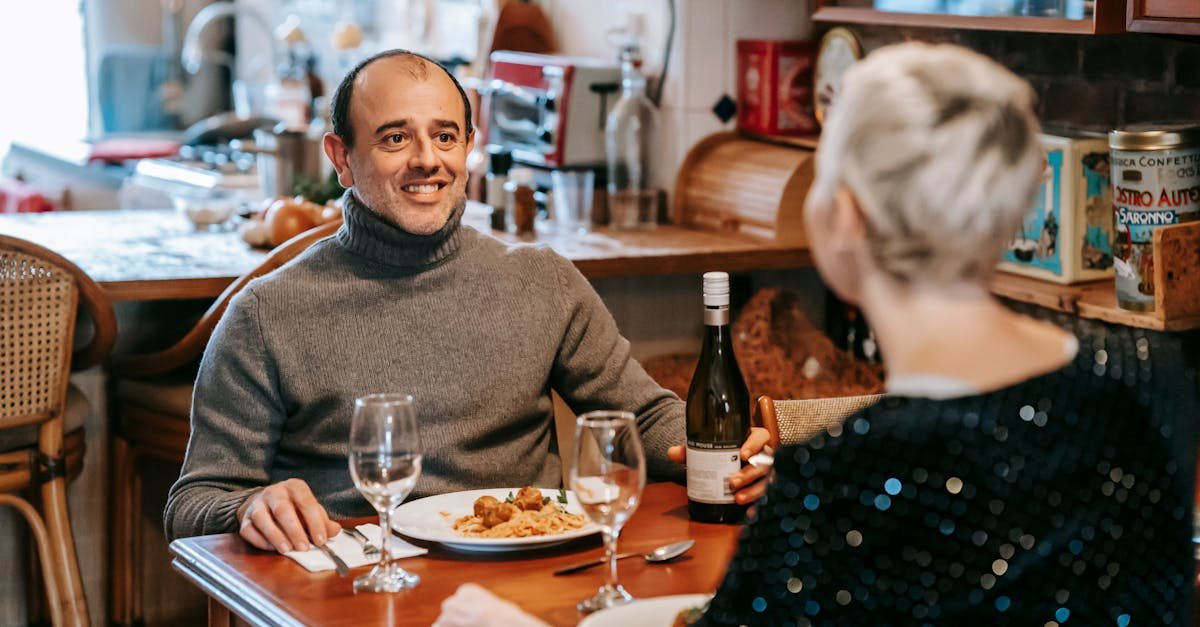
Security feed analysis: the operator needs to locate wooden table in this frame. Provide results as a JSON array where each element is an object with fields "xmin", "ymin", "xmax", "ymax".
[
  {"xmin": 0, "ymin": 204, "xmax": 810, "ymax": 302},
  {"xmin": 169, "ymin": 483, "xmax": 740, "ymax": 627}
]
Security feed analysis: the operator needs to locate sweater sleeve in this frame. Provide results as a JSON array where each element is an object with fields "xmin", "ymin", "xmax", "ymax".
[
  {"xmin": 697, "ymin": 423, "xmax": 885, "ymax": 626},
  {"xmin": 164, "ymin": 289, "xmax": 288, "ymax": 539},
  {"xmin": 545, "ymin": 252, "xmax": 685, "ymax": 482}
]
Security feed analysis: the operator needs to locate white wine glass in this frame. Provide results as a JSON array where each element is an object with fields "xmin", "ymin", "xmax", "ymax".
[
  {"xmin": 570, "ymin": 410, "xmax": 647, "ymax": 613},
  {"xmin": 348, "ymin": 393, "xmax": 423, "ymax": 593}
]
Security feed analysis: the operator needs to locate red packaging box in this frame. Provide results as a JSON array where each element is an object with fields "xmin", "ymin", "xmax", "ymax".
[{"xmin": 736, "ymin": 40, "xmax": 817, "ymax": 136}]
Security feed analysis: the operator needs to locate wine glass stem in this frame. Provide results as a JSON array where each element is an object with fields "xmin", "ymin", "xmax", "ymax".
[
  {"xmin": 604, "ymin": 528, "xmax": 621, "ymax": 592},
  {"xmin": 378, "ymin": 504, "xmax": 394, "ymax": 569}
]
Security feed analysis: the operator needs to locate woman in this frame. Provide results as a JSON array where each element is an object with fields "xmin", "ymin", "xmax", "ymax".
[{"xmin": 435, "ymin": 42, "xmax": 1196, "ymax": 626}]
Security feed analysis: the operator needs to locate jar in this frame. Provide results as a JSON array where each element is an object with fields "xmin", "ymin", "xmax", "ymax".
[
  {"xmin": 486, "ymin": 147, "xmax": 513, "ymax": 232},
  {"xmin": 1109, "ymin": 123, "xmax": 1200, "ymax": 311},
  {"xmin": 506, "ymin": 167, "xmax": 537, "ymax": 236}
]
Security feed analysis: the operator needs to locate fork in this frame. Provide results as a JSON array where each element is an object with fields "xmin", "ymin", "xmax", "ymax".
[{"xmin": 345, "ymin": 526, "xmax": 380, "ymax": 556}]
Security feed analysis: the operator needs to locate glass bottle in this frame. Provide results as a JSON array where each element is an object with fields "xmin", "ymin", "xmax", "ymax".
[
  {"xmin": 685, "ymin": 272, "xmax": 751, "ymax": 523},
  {"xmin": 505, "ymin": 167, "xmax": 537, "ymax": 236},
  {"xmin": 605, "ymin": 42, "xmax": 659, "ymax": 230},
  {"xmin": 486, "ymin": 146, "xmax": 513, "ymax": 231}
]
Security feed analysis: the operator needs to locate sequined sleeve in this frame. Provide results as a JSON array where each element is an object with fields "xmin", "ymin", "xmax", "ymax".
[{"xmin": 698, "ymin": 318, "xmax": 1195, "ymax": 626}]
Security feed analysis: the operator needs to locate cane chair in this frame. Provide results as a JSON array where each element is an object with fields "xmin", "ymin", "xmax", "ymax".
[
  {"xmin": 0, "ymin": 234, "xmax": 117, "ymax": 627},
  {"xmin": 106, "ymin": 220, "xmax": 340, "ymax": 626},
  {"xmin": 757, "ymin": 394, "xmax": 885, "ymax": 449}
]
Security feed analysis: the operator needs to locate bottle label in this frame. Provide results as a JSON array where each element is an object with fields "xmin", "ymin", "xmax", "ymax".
[{"xmin": 686, "ymin": 445, "xmax": 741, "ymax": 504}]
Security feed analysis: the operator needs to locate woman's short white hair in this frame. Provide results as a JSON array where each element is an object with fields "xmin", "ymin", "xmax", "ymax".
[{"xmin": 808, "ymin": 42, "xmax": 1044, "ymax": 284}]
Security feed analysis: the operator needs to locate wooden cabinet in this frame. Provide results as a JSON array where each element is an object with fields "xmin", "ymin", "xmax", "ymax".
[
  {"xmin": 1127, "ymin": 0, "xmax": 1200, "ymax": 35},
  {"xmin": 813, "ymin": 0, "xmax": 1126, "ymax": 34}
]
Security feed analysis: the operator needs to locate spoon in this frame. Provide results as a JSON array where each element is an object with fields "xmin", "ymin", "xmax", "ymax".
[{"xmin": 553, "ymin": 539, "xmax": 696, "ymax": 576}]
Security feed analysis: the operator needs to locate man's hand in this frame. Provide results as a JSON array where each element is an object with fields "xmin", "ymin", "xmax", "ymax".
[
  {"xmin": 237, "ymin": 478, "xmax": 342, "ymax": 553},
  {"xmin": 668, "ymin": 427, "xmax": 773, "ymax": 505}
]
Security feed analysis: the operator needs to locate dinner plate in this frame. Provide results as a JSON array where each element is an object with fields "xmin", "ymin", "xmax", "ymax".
[
  {"xmin": 391, "ymin": 487, "xmax": 599, "ymax": 552},
  {"xmin": 578, "ymin": 594, "xmax": 713, "ymax": 627}
]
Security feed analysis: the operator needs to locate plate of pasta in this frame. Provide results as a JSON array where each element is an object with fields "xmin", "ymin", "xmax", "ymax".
[{"xmin": 391, "ymin": 487, "xmax": 599, "ymax": 552}]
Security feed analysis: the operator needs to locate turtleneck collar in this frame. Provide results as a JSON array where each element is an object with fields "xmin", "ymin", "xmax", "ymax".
[{"xmin": 335, "ymin": 189, "xmax": 465, "ymax": 272}]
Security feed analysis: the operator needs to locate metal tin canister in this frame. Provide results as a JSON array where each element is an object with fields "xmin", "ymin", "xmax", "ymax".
[{"xmin": 1108, "ymin": 123, "xmax": 1200, "ymax": 312}]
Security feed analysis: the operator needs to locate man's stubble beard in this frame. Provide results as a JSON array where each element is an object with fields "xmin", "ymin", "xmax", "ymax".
[{"xmin": 351, "ymin": 179, "xmax": 467, "ymax": 236}]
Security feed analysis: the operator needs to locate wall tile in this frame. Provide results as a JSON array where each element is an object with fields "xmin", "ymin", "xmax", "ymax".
[
  {"xmin": 683, "ymin": 109, "xmax": 731, "ymax": 153},
  {"xmin": 654, "ymin": 105, "xmax": 687, "ymax": 192},
  {"xmin": 1081, "ymin": 35, "xmax": 1169, "ymax": 83},
  {"xmin": 1174, "ymin": 45, "xmax": 1200, "ymax": 89},
  {"xmin": 549, "ymin": 0, "xmax": 671, "ymax": 71},
  {"xmin": 1040, "ymin": 79, "xmax": 1119, "ymax": 131},
  {"xmin": 682, "ymin": 0, "xmax": 731, "ymax": 112},
  {"xmin": 1122, "ymin": 88, "xmax": 1200, "ymax": 125},
  {"xmin": 999, "ymin": 33, "xmax": 1079, "ymax": 77}
]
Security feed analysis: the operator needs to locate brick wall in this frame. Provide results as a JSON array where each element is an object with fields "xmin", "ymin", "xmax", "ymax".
[{"xmin": 850, "ymin": 27, "xmax": 1200, "ymax": 132}]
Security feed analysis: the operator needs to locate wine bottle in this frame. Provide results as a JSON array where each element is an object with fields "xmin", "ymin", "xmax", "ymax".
[{"xmin": 686, "ymin": 271, "xmax": 751, "ymax": 523}]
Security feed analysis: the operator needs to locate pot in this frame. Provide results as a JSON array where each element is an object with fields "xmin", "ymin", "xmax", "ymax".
[{"xmin": 244, "ymin": 123, "xmax": 324, "ymax": 198}]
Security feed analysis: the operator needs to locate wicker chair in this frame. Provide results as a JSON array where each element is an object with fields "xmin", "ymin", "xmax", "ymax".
[
  {"xmin": 0, "ymin": 234, "xmax": 117, "ymax": 627},
  {"xmin": 757, "ymin": 393, "xmax": 885, "ymax": 449},
  {"xmin": 106, "ymin": 220, "xmax": 340, "ymax": 627}
]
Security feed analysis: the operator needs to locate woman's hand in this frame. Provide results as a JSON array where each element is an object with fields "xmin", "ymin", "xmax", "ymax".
[
  {"xmin": 433, "ymin": 583, "xmax": 550, "ymax": 627},
  {"xmin": 668, "ymin": 427, "xmax": 774, "ymax": 505}
]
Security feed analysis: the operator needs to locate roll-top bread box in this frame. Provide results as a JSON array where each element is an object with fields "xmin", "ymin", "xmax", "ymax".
[{"xmin": 673, "ymin": 132, "xmax": 813, "ymax": 246}]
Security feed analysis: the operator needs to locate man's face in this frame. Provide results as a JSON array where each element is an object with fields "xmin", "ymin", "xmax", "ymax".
[{"xmin": 324, "ymin": 57, "xmax": 474, "ymax": 235}]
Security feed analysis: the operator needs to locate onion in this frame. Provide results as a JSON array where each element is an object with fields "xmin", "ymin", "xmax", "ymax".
[{"xmin": 266, "ymin": 200, "xmax": 318, "ymax": 246}]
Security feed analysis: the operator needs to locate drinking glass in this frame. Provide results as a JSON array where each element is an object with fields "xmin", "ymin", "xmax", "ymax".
[
  {"xmin": 348, "ymin": 393, "xmax": 423, "ymax": 593},
  {"xmin": 551, "ymin": 170, "xmax": 595, "ymax": 234},
  {"xmin": 570, "ymin": 410, "xmax": 647, "ymax": 613}
]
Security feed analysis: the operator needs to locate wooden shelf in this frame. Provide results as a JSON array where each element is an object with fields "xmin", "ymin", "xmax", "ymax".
[
  {"xmin": 991, "ymin": 274, "xmax": 1199, "ymax": 331},
  {"xmin": 991, "ymin": 221, "xmax": 1200, "ymax": 332},
  {"xmin": 813, "ymin": 1, "xmax": 1126, "ymax": 34}
]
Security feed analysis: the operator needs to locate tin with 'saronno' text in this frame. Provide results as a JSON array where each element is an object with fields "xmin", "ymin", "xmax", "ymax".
[{"xmin": 1109, "ymin": 123, "xmax": 1200, "ymax": 312}]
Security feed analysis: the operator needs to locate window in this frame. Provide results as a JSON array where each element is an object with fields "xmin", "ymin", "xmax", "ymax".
[{"xmin": 0, "ymin": 2, "xmax": 89, "ymax": 158}]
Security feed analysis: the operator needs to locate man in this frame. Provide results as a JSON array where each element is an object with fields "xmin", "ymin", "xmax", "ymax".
[{"xmin": 165, "ymin": 50, "xmax": 769, "ymax": 554}]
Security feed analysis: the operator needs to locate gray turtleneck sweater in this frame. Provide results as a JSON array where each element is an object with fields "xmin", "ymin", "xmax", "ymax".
[{"xmin": 164, "ymin": 195, "xmax": 685, "ymax": 539}]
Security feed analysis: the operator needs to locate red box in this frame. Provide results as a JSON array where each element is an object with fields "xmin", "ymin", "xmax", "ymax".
[{"xmin": 736, "ymin": 40, "xmax": 817, "ymax": 136}]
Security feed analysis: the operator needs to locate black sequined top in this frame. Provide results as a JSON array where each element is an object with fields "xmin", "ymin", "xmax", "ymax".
[{"xmin": 699, "ymin": 316, "xmax": 1197, "ymax": 626}]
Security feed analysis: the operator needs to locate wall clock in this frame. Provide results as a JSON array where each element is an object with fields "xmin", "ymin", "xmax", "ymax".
[{"xmin": 814, "ymin": 27, "xmax": 864, "ymax": 126}]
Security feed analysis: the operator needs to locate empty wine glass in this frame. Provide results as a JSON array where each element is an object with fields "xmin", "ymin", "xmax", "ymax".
[
  {"xmin": 348, "ymin": 393, "xmax": 423, "ymax": 593},
  {"xmin": 570, "ymin": 410, "xmax": 647, "ymax": 613}
]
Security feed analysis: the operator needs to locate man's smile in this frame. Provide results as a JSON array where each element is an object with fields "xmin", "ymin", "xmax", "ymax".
[{"xmin": 400, "ymin": 179, "xmax": 450, "ymax": 200}]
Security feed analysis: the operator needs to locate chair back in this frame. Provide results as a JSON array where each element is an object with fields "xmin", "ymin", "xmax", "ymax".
[
  {"xmin": 109, "ymin": 220, "xmax": 341, "ymax": 378},
  {"xmin": 758, "ymin": 394, "xmax": 885, "ymax": 448},
  {"xmin": 0, "ymin": 234, "xmax": 114, "ymax": 627},
  {"xmin": 0, "ymin": 236, "xmax": 116, "ymax": 430}
]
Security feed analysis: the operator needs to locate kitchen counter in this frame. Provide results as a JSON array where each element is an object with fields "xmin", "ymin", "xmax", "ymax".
[{"xmin": 0, "ymin": 203, "xmax": 811, "ymax": 302}]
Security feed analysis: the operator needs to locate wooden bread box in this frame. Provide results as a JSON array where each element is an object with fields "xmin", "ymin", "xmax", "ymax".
[{"xmin": 672, "ymin": 132, "xmax": 813, "ymax": 245}]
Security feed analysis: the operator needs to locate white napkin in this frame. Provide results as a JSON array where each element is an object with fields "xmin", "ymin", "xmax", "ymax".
[{"xmin": 285, "ymin": 524, "xmax": 427, "ymax": 573}]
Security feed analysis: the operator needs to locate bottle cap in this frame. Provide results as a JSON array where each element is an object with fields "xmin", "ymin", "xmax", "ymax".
[
  {"xmin": 702, "ymin": 271, "xmax": 730, "ymax": 307},
  {"xmin": 487, "ymin": 145, "xmax": 513, "ymax": 175},
  {"xmin": 509, "ymin": 167, "xmax": 535, "ymax": 186}
]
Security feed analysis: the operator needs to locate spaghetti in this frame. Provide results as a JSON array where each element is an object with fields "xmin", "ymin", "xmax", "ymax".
[{"xmin": 451, "ymin": 487, "xmax": 588, "ymax": 538}]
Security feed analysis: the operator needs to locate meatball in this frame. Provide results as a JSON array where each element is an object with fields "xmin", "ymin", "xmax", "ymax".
[
  {"xmin": 473, "ymin": 495, "xmax": 501, "ymax": 518},
  {"xmin": 513, "ymin": 487, "xmax": 545, "ymax": 511},
  {"xmin": 481, "ymin": 503, "xmax": 519, "ymax": 529}
]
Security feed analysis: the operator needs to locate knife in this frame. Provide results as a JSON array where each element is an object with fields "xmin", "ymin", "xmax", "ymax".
[
  {"xmin": 553, "ymin": 552, "xmax": 640, "ymax": 576},
  {"xmin": 316, "ymin": 542, "xmax": 351, "ymax": 577}
]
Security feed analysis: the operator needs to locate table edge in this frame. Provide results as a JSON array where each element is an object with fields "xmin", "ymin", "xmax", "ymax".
[{"xmin": 170, "ymin": 541, "xmax": 304, "ymax": 627}]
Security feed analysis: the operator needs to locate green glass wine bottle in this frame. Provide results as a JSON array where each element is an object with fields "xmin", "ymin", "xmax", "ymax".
[{"xmin": 685, "ymin": 271, "xmax": 751, "ymax": 523}]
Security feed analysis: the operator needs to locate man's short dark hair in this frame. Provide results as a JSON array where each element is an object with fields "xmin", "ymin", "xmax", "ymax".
[{"xmin": 330, "ymin": 49, "xmax": 473, "ymax": 148}]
